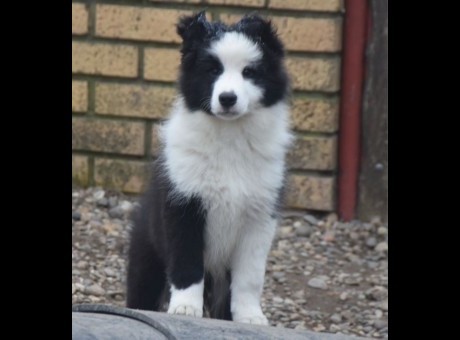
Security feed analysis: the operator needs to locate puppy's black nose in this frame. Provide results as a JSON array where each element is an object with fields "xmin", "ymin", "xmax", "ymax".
[{"xmin": 219, "ymin": 92, "xmax": 237, "ymax": 108}]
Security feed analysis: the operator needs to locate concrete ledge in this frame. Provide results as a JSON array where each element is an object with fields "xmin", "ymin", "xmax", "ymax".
[{"xmin": 72, "ymin": 304, "xmax": 370, "ymax": 340}]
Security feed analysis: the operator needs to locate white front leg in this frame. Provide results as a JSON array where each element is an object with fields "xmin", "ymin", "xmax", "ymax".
[{"xmin": 230, "ymin": 217, "xmax": 276, "ymax": 325}]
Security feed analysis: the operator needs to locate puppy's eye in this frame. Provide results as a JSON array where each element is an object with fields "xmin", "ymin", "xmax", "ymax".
[
  {"xmin": 209, "ymin": 67, "xmax": 221, "ymax": 76},
  {"xmin": 242, "ymin": 67, "xmax": 257, "ymax": 78}
]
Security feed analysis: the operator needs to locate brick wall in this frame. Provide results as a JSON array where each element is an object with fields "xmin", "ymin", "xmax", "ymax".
[{"xmin": 72, "ymin": 0, "xmax": 344, "ymax": 212}]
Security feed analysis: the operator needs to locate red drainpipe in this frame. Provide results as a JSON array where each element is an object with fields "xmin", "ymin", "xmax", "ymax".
[{"xmin": 338, "ymin": 0, "xmax": 369, "ymax": 221}]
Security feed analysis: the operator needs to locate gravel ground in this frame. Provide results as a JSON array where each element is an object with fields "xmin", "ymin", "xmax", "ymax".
[{"xmin": 72, "ymin": 187, "xmax": 388, "ymax": 339}]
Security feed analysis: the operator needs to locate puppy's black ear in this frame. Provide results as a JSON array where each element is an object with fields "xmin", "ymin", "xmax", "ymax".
[
  {"xmin": 177, "ymin": 11, "xmax": 208, "ymax": 42},
  {"xmin": 236, "ymin": 14, "xmax": 284, "ymax": 56}
]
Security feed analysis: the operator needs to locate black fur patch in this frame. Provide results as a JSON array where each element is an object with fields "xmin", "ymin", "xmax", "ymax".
[{"xmin": 127, "ymin": 159, "xmax": 206, "ymax": 307}]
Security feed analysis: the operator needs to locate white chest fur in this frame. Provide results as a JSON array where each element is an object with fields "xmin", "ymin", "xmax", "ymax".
[{"xmin": 161, "ymin": 99, "xmax": 292, "ymax": 273}]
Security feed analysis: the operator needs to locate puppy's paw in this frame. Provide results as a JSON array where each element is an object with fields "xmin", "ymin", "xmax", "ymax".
[
  {"xmin": 232, "ymin": 300, "xmax": 269, "ymax": 325},
  {"xmin": 168, "ymin": 304, "xmax": 203, "ymax": 317},
  {"xmin": 167, "ymin": 281, "xmax": 204, "ymax": 318},
  {"xmin": 234, "ymin": 314, "xmax": 269, "ymax": 325}
]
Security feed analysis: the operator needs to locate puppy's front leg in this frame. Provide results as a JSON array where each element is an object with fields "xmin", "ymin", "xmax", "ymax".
[
  {"xmin": 230, "ymin": 217, "xmax": 276, "ymax": 325},
  {"xmin": 165, "ymin": 197, "xmax": 206, "ymax": 317}
]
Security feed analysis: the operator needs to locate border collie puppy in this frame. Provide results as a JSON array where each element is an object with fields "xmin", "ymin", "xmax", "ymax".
[{"xmin": 127, "ymin": 11, "xmax": 291, "ymax": 325}]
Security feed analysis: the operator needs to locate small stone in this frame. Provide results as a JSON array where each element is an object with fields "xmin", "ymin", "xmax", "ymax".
[
  {"xmin": 363, "ymin": 326, "xmax": 373, "ymax": 333},
  {"xmin": 72, "ymin": 211, "xmax": 81, "ymax": 221},
  {"xmin": 363, "ymin": 223, "xmax": 373, "ymax": 231},
  {"xmin": 345, "ymin": 253, "xmax": 360, "ymax": 263},
  {"xmin": 270, "ymin": 250, "xmax": 283, "ymax": 258},
  {"xmin": 104, "ymin": 268, "xmax": 117, "ymax": 277},
  {"xmin": 74, "ymin": 283, "xmax": 85, "ymax": 292},
  {"xmin": 366, "ymin": 286, "xmax": 388, "ymax": 301},
  {"xmin": 370, "ymin": 216, "xmax": 381, "ymax": 226},
  {"xmin": 366, "ymin": 237, "xmax": 377, "ymax": 248},
  {"xmin": 329, "ymin": 324, "xmax": 342, "ymax": 332},
  {"xmin": 279, "ymin": 226, "xmax": 293, "ymax": 235},
  {"xmin": 108, "ymin": 197, "xmax": 118, "ymax": 208},
  {"xmin": 313, "ymin": 324, "xmax": 326, "ymax": 332},
  {"xmin": 293, "ymin": 221, "xmax": 302, "ymax": 228},
  {"xmin": 90, "ymin": 220, "xmax": 102, "ymax": 229},
  {"xmin": 294, "ymin": 322, "xmax": 306, "ymax": 330},
  {"xmin": 72, "ymin": 284, "xmax": 76, "ymax": 294},
  {"xmin": 303, "ymin": 214, "xmax": 318, "ymax": 225},
  {"xmin": 76, "ymin": 261, "xmax": 88, "ymax": 269},
  {"xmin": 119, "ymin": 200, "xmax": 133, "ymax": 212},
  {"xmin": 296, "ymin": 225, "xmax": 313, "ymax": 237},
  {"xmin": 340, "ymin": 292, "xmax": 348, "ymax": 301},
  {"xmin": 374, "ymin": 319, "xmax": 387, "ymax": 329},
  {"xmin": 108, "ymin": 207, "xmax": 124, "ymax": 219},
  {"xmin": 330, "ymin": 313, "xmax": 342, "ymax": 323},
  {"xmin": 81, "ymin": 212, "xmax": 91, "ymax": 222},
  {"xmin": 375, "ymin": 242, "xmax": 388, "ymax": 253},
  {"xmin": 96, "ymin": 198, "xmax": 109, "ymax": 208},
  {"xmin": 375, "ymin": 309, "xmax": 383, "ymax": 318},
  {"xmin": 273, "ymin": 296, "xmax": 283, "ymax": 304},
  {"xmin": 377, "ymin": 226, "xmax": 388, "ymax": 235},
  {"xmin": 379, "ymin": 299, "xmax": 388, "ymax": 311},
  {"xmin": 323, "ymin": 231, "xmax": 335, "ymax": 242},
  {"xmin": 93, "ymin": 189, "xmax": 105, "ymax": 200},
  {"xmin": 89, "ymin": 296, "xmax": 101, "ymax": 303},
  {"xmin": 367, "ymin": 261, "xmax": 379, "ymax": 269},
  {"xmin": 344, "ymin": 276, "xmax": 361, "ymax": 286},
  {"xmin": 284, "ymin": 298, "xmax": 294, "ymax": 305},
  {"xmin": 308, "ymin": 277, "xmax": 328, "ymax": 290},
  {"xmin": 293, "ymin": 290, "xmax": 305, "ymax": 299},
  {"xmin": 85, "ymin": 284, "xmax": 105, "ymax": 296},
  {"xmin": 341, "ymin": 310, "xmax": 352, "ymax": 320},
  {"xmin": 349, "ymin": 232, "xmax": 359, "ymax": 240},
  {"xmin": 272, "ymin": 272, "xmax": 284, "ymax": 279}
]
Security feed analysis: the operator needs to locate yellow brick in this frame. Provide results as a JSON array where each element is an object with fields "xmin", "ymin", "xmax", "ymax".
[
  {"xmin": 286, "ymin": 174, "xmax": 335, "ymax": 211},
  {"xmin": 151, "ymin": 124, "xmax": 162, "ymax": 156},
  {"xmin": 72, "ymin": 81, "xmax": 88, "ymax": 112},
  {"xmin": 72, "ymin": 3, "xmax": 88, "ymax": 35},
  {"xmin": 219, "ymin": 13, "xmax": 243, "ymax": 24},
  {"xmin": 144, "ymin": 48, "xmax": 181, "ymax": 82},
  {"xmin": 269, "ymin": 0, "xmax": 343, "ymax": 11},
  {"xmin": 95, "ymin": 5, "xmax": 192, "ymax": 43},
  {"xmin": 72, "ymin": 155, "xmax": 89, "ymax": 186},
  {"xmin": 291, "ymin": 97, "xmax": 339, "ymax": 132},
  {"xmin": 95, "ymin": 83, "xmax": 176, "ymax": 119},
  {"xmin": 72, "ymin": 117, "xmax": 145, "ymax": 156},
  {"xmin": 272, "ymin": 17, "xmax": 342, "ymax": 52},
  {"xmin": 287, "ymin": 136, "xmax": 337, "ymax": 170},
  {"xmin": 205, "ymin": 0, "xmax": 264, "ymax": 6},
  {"xmin": 220, "ymin": 15, "xmax": 341, "ymax": 52},
  {"xmin": 94, "ymin": 158, "xmax": 148, "ymax": 193},
  {"xmin": 72, "ymin": 42, "xmax": 138, "ymax": 78},
  {"xmin": 286, "ymin": 57, "xmax": 340, "ymax": 92}
]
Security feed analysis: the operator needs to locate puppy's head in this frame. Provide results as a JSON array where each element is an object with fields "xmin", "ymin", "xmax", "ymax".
[{"xmin": 177, "ymin": 11, "xmax": 288, "ymax": 121}]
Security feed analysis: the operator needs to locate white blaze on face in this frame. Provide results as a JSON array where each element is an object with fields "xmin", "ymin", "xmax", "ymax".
[{"xmin": 209, "ymin": 32, "xmax": 264, "ymax": 119}]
